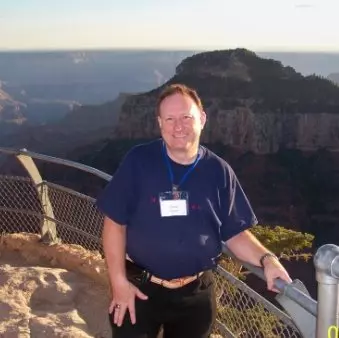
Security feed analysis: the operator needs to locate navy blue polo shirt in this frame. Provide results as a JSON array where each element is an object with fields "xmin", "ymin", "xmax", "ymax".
[{"xmin": 96, "ymin": 139, "xmax": 257, "ymax": 280}]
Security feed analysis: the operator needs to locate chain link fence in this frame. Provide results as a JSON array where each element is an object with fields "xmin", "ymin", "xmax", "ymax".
[
  {"xmin": 0, "ymin": 175, "xmax": 42, "ymax": 235},
  {"xmin": 0, "ymin": 173, "xmax": 302, "ymax": 338},
  {"xmin": 212, "ymin": 268, "xmax": 301, "ymax": 337},
  {"xmin": 45, "ymin": 182, "xmax": 104, "ymax": 251}
]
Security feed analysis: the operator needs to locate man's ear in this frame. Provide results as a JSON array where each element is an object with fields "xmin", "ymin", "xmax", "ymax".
[
  {"xmin": 157, "ymin": 115, "xmax": 162, "ymax": 129},
  {"xmin": 201, "ymin": 111, "xmax": 207, "ymax": 129}
]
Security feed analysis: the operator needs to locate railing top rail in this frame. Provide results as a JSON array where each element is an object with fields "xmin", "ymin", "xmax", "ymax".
[{"xmin": 0, "ymin": 147, "xmax": 112, "ymax": 181}]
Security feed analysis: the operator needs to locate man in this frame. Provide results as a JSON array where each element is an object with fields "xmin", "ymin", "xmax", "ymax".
[{"xmin": 96, "ymin": 84, "xmax": 292, "ymax": 338}]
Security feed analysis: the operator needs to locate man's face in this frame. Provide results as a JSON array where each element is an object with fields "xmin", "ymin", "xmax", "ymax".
[{"xmin": 157, "ymin": 93, "xmax": 206, "ymax": 152}]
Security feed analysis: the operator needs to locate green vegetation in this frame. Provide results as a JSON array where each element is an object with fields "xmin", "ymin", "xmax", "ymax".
[
  {"xmin": 251, "ymin": 224, "xmax": 314, "ymax": 261},
  {"xmin": 219, "ymin": 224, "xmax": 314, "ymax": 279}
]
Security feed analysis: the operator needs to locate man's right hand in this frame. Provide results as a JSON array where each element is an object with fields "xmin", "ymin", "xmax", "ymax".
[{"xmin": 109, "ymin": 277, "xmax": 148, "ymax": 327}]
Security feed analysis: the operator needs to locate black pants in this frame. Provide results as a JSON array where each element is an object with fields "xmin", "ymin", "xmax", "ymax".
[{"xmin": 109, "ymin": 269, "xmax": 216, "ymax": 338}]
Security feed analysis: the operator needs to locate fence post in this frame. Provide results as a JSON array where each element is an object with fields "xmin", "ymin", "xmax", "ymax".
[
  {"xmin": 16, "ymin": 150, "xmax": 59, "ymax": 245},
  {"xmin": 313, "ymin": 244, "xmax": 339, "ymax": 338}
]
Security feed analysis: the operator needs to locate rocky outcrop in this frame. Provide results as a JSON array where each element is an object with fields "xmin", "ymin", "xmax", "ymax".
[
  {"xmin": 112, "ymin": 49, "xmax": 339, "ymax": 154},
  {"xmin": 0, "ymin": 93, "xmax": 128, "ymax": 158},
  {"xmin": 0, "ymin": 87, "xmax": 27, "ymax": 123},
  {"xmin": 0, "ymin": 83, "xmax": 75, "ymax": 130},
  {"xmin": 203, "ymin": 109, "xmax": 339, "ymax": 153},
  {"xmin": 57, "ymin": 92, "xmax": 129, "ymax": 132}
]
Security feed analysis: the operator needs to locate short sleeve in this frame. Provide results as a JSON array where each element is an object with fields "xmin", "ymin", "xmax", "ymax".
[
  {"xmin": 219, "ymin": 167, "xmax": 258, "ymax": 242},
  {"xmin": 95, "ymin": 149, "xmax": 137, "ymax": 225}
]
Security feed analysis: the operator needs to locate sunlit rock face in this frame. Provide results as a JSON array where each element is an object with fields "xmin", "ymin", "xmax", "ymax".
[{"xmin": 112, "ymin": 48, "xmax": 339, "ymax": 154}]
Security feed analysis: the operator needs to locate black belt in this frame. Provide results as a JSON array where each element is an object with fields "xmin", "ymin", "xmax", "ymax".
[{"xmin": 125, "ymin": 259, "xmax": 152, "ymax": 284}]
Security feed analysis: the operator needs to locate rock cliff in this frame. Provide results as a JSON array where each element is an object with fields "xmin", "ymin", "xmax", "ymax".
[
  {"xmin": 0, "ymin": 87, "xmax": 26, "ymax": 123},
  {"xmin": 112, "ymin": 49, "xmax": 339, "ymax": 154}
]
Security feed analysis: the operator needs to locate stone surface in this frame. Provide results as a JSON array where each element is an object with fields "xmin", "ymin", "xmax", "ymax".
[{"xmin": 0, "ymin": 235, "xmax": 112, "ymax": 338}]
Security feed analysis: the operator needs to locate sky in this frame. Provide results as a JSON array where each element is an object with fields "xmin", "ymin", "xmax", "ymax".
[{"xmin": 1, "ymin": 0, "xmax": 339, "ymax": 52}]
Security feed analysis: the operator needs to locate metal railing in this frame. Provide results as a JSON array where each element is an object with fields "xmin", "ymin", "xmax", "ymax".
[
  {"xmin": 314, "ymin": 245, "xmax": 339, "ymax": 337},
  {"xmin": 0, "ymin": 146, "xmax": 338, "ymax": 338}
]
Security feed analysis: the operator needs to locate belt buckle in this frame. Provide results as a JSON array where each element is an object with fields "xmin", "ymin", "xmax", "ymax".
[{"xmin": 170, "ymin": 277, "xmax": 187, "ymax": 287}]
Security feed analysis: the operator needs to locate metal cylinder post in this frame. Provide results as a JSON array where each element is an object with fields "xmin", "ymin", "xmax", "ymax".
[{"xmin": 313, "ymin": 244, "xmax": 339, "ymax": 338}]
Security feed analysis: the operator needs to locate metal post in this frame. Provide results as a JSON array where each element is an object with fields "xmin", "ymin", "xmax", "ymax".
[
  {"xmin": 16, "ymin": 150, "xmax": 59, "ymax": 245},
  {"xmin": 313, "ymin": 244, "xmax": 339, "ymax": 338}
]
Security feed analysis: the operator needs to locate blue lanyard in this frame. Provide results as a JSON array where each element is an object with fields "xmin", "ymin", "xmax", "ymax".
[{"xmin": 162, "ymin": 142, "xmax": 201, "ymax": 191}]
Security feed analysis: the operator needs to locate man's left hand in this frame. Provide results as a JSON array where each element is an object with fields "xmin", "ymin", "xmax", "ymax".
[{"xmin": 263, "ymin": 257, "xmax": 292, "ymax": 292}]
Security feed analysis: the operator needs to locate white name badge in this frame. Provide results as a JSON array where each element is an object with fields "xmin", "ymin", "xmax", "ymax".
[{"xmin": 159, "ymin": 191, "xmax": 189, "ymax": 217}]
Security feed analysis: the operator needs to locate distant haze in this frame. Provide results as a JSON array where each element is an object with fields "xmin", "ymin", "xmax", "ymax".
[
  {"xmin": 0, "ymin": 50, "xmax": 195, "ymax": 104},
  {"xmin": 257, "ymin": 51, "xmax": 339, "ymax": 77},
  {"xmin": 0, "ymin": 50, "xmax": 338, "ymax": 106}
]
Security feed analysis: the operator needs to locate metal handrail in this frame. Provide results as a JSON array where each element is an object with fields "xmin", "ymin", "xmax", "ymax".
[
  {"xmin": 223, "ymin": 246, "xmax": 317, "ymax": 316},
  {"xmin": 0, "ymin": 147, "xmax": 112, "ymax": 181}
]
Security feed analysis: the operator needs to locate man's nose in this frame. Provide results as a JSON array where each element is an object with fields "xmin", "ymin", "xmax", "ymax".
[{"xmin": 173, "ymin": 119, "xmax": 183, "ymax": 130}]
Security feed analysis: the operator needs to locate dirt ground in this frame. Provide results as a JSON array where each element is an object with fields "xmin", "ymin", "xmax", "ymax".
[{"xmin": 0, "ymin": 233, "xmax": 112, "ymax": 338}]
